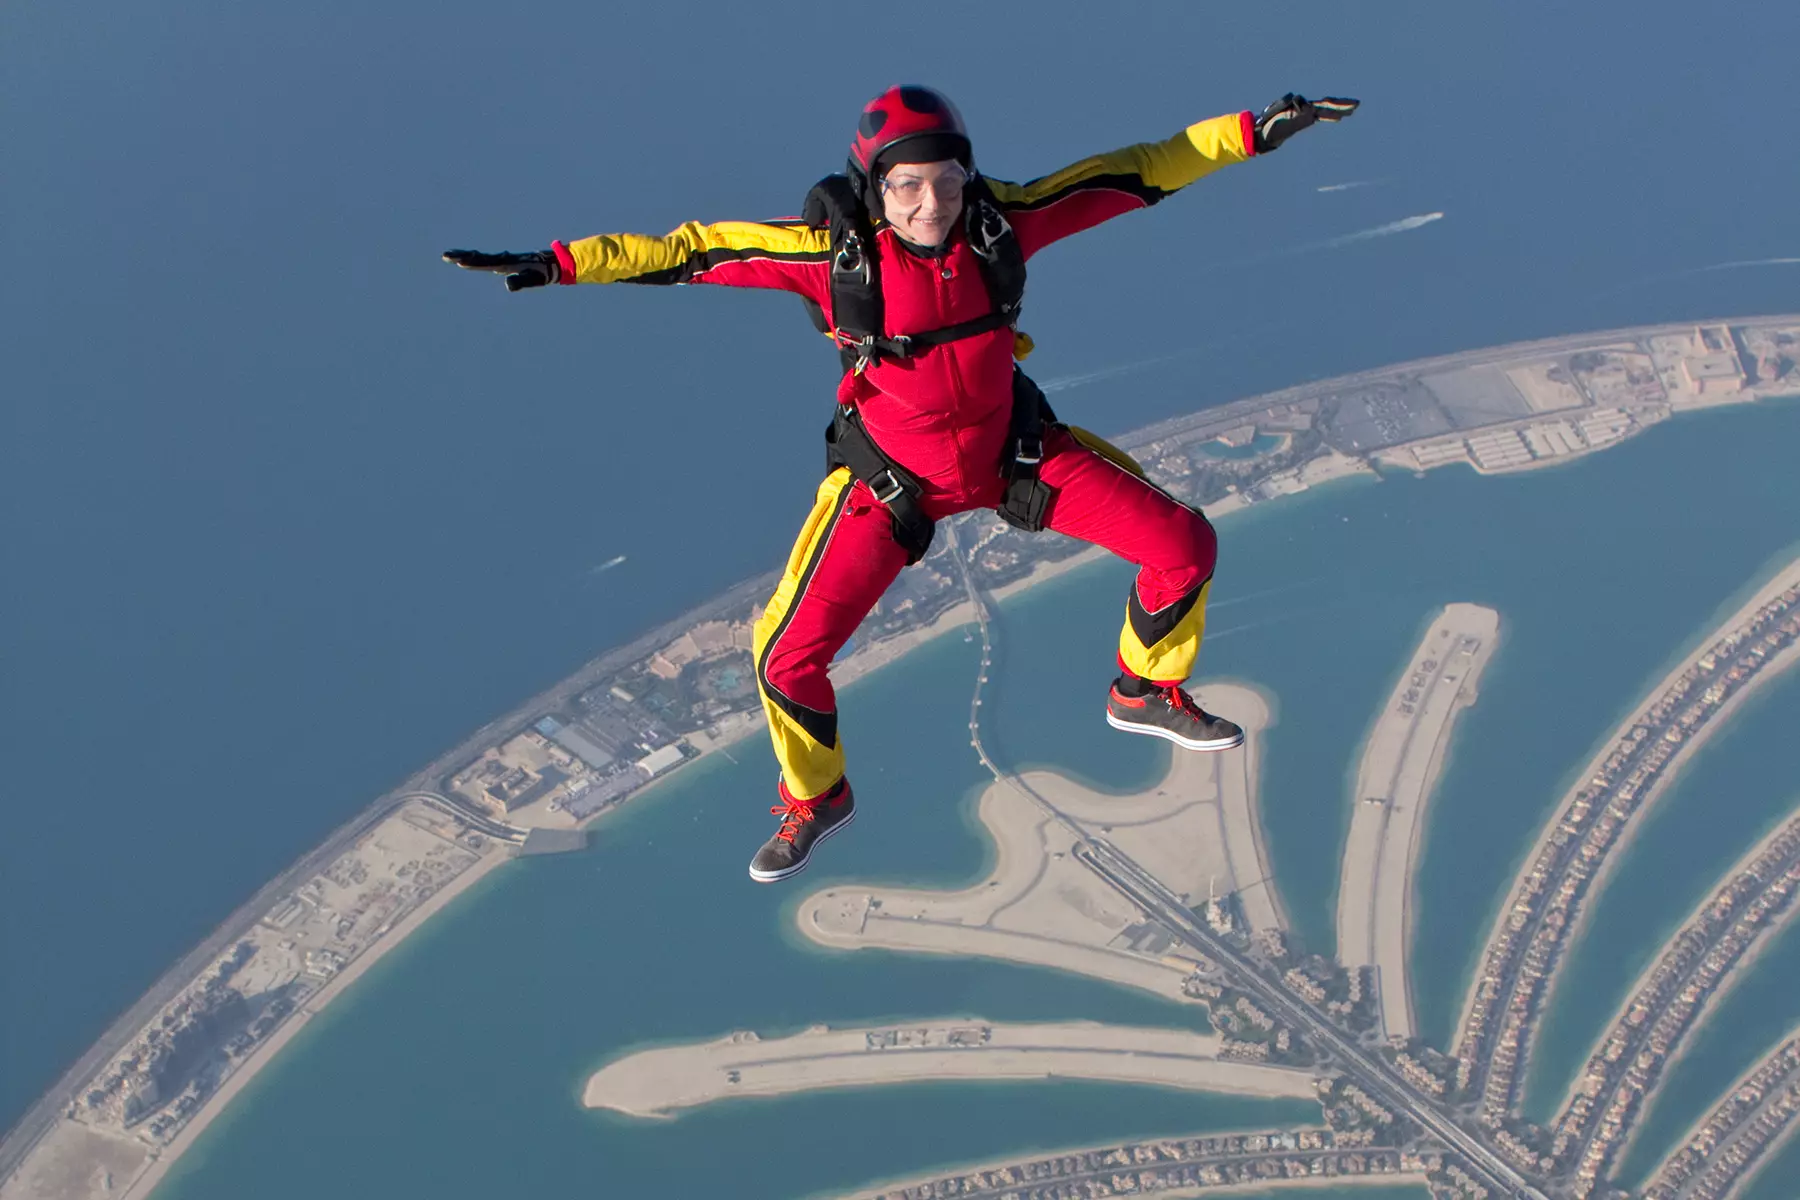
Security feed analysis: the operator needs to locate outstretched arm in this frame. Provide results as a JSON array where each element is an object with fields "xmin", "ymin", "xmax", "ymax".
[
  {"xmin": 991, "ymin": 94, "xmax": 1357, "ymax": 259},
  {"xmin": 445, "ymin": 220, "xmax": 832, "ymax": 301}
]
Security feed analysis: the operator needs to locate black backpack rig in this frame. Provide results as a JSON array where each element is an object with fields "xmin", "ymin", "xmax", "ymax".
[{"xmin": 798, "ymin": 172, "xmax": 1055, "ymax": 564}]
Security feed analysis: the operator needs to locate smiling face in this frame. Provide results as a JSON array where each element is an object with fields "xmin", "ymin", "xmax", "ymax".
[{"xmin": 878, "ymin": 159, "xmax": 969, "ymax": 248}]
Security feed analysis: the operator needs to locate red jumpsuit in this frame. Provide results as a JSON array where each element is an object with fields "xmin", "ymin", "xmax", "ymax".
[{"xmin": 555, "ymin": 111, "xmax": 1258, "ymax": 800}]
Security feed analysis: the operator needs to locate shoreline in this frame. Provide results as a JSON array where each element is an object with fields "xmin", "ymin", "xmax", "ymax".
[
  {"xmin": 1452, "ymin": 556, "xmax": 1800, "ymax": 1054},
  {"xmin": 582, "ymin": 1019, "xmax": 1317, "ymax": 1117},
  {"xmin": 792, "ymin": 682, "xmax": 1275, "ymax": 1002},
  {"xmin": 1205, "ymin": 683, "xmax": 1288, "ymax": 934},
  {"xmin": 9, "ymin": 315, "xmax": 1800, "ymax": 1198},
  {"xmin": 1552, "ymin": 798, "xmax": 1800, "ymax": 1125},
  {"xmin": 1336, "ymin": 605, "xmax": 1500, "ymax": 1042},
  {"xmin": 1518, "ymin": 630, "xmax": 1800, "ymax": 1114},
  {"xmin": 109, "ymin": 837, "xmax": 520, "ymax": 1200},
  {"xmin": 1567, "ymin": 800, "xmax": 1800, "ymax": 1180},
  {"xmin": 1390, "ymin": 611, "xmax": 1498, "ymax": 1043},
  {"xmin": 1635, "ymin": 1019, "xmax": 1800, "ymax": 1198}
]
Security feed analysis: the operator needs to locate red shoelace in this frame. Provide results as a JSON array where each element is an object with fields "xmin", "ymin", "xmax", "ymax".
[
  {"xmin": 1162, "ymin": 685, "xmax": 1206, "ymax": 721},
  {"xmin": 769, "ymin": 799, "xmax": 818, "ymax": 844}
]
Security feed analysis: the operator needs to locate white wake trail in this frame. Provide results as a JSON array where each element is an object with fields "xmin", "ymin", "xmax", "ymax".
[
  {"xmin": 1039, "ymin": 337, "xmax": 1237, "ymax": 395},
  {"xmin": 1317, "ymin": 211, "xmax": 1444, "ymax": 248},
  {"xmin": 1588, "ymin": 255, "xmax": 1800, "ymax": 299},
  {"xmin": 1697, "ymin": 257, "xmax": 1800, "ymax": 271}
]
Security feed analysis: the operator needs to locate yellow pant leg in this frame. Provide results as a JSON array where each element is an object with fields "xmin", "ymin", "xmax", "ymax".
[{"xmin": 1119, "ymin": 577, "xmax": 1212, "ymax": 684}]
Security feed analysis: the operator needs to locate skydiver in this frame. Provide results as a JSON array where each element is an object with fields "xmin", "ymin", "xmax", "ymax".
[{"xmin": 446, "ymin": 87, "xmax": 1358, "ymax": 882}]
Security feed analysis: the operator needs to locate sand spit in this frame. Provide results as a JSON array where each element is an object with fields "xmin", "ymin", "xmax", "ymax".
[
  {"xmin": 797, "ymin": 683, "xmax": 1282, "ymax": 1000},
  {"xmin": 1337, "ymin": 604, "xmax": 1500, "ymax": 1040},
  {"xmin": 583, "ymin": 1020, "xmax": 1316, "ymax": 1116}
]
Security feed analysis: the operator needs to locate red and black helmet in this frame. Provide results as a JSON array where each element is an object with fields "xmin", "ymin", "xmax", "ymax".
[{"xmin": 849, "ymin": 85, "xmax": 973, "ymax": 181}]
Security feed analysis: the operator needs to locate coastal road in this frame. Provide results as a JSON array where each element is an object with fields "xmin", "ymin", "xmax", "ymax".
[{"xmin": 1078, "ymin": 838, "xmax": 1541, "ymax": 1199}]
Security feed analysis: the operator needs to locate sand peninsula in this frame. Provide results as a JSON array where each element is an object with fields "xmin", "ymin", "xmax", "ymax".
[
  {"xmin": 795, "ymin": 683, "xmax": 1285, "ymax": 1003},
  {"xmin": 583, "ymin": 1019, "xmax": 1315, "ymax": 1117},
  {"xmin": 1336, "ymin": 604, "xmax": 1500, "ymax": 1041}
]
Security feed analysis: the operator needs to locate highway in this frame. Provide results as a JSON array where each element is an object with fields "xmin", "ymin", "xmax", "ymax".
[{"xmin": 1078, "ymin": 837, "xmax": 1541, "ymax": 1199}]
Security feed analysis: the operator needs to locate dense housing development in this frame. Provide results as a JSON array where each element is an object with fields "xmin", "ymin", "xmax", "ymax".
[{"xmin": 4, "ymin": 317, "xmax": 1799, "ymax": 1200}]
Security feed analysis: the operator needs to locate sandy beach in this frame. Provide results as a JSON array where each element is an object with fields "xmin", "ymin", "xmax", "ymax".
[
  {"xmin": 1453, "ymin": 555, "xmax": 1800, "ymax": 1051},
  {"xmin": 796, "ymin": 682, "xmax": 1280, "ymax": 1000},
  {"xmin": 583, "ymin": 1019, "xmax": 1316, "ymax": 1117},
  {"xmin": 1336, "ymin": 604, "xmax": 1499, "ymax": 1041}
]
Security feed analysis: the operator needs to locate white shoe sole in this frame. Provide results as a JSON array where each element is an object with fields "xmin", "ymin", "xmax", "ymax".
[
  {"xmin": 1106, "ymin": 710, "xmax": 1245, "ymax": 752},
  {"xmin": 747, "ymin": 808, "xmax": 857, "ymax": 883}
]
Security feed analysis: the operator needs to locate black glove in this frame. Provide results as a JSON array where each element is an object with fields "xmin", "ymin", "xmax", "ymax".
[
  {"xmin": 1252, "ymin": 93, "xmax": 1359, "ymax": 154},
  {"xmin": 442, "ymin": 248, "xmax": 560, "ymax": 292}
]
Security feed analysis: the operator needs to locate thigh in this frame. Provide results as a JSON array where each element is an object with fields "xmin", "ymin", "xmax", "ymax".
[
  {"xmin": 1037, "ymin": 427, "xmax": 1216, "ymax": 574},
  {"xmin": 756, "ymin": 470, "xmax": 911, "ymax": 689}
]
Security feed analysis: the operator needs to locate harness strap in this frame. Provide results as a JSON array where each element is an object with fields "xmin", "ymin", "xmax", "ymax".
[
  {"xmin": 997, "ymin": 369, "xmax": 1057, "ymax": 533},
  {"xmin": 824, "ymin": 406, "xmax": 936, "ymax": 564},
  {"xmin": 834, "ymin": 307, "xmax": 1020, "ymax": 371}
]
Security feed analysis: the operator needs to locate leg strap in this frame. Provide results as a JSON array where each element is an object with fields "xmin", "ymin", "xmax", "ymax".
[
  {"xmin": 824, "ymin": 405, "xmax": 936, "ymax": 564},
  {"xmin": 997, "ymin": 368, "xmax": 1057, "ymax": 532}
]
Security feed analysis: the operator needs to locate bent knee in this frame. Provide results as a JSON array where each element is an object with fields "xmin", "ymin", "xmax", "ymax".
[{"xmin": 1154, "ymin": 504, "xmax": 1217, "ymax": 583}]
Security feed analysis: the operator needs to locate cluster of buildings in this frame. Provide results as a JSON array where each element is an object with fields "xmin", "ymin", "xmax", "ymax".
[
  {"xmin": 1491, "ymin": 1127, "xmax": 1552, "ymax": 1178},
  {"xmin": 1318, "ymin": 1077, "xmax": 1395, "ymax": 1133},
  {"xmin": 863, "ymin": 1026, "xmax": 991, "ymax": 1050},
  {"xmin": 1552, "ymin": 812, "xmax": 1800, "ymax": 1194},
  {"xmin": 67, "ymin": 799, "xmax": 498, "ymax": 1150},
  {"xmin": 1394, "ymin": 1050, "xmax": 1450, "ymax": 1099},
  {"xmin": 1453, "ymin": 582, "xmax": 1800, "ymax": 1131},
  {"xmin": 448, "ymin": 671, "xmax": 695, "ymax": 824},
  {"xmin": 1170, "ymin": 975, "xmax": 1301, "ymax": 1063},
  {"xmin": 861, "ymin": 1129, "xmax": 1420, "ymax": 1200},
  {"xmin": 1406, "ymin": 405, "xmax": 1640, "ymax": 474},
  {"xmin": 76, "ymin": 943, "xmax": 256, "ymax": 1139},
  {"xmin": 1369, "ymin": 323, "xmax": 1800, "ymax": 479},
  {"xmin": 1642, "ymin": 1035, "xmax": 1800, "ymax": 1200}
]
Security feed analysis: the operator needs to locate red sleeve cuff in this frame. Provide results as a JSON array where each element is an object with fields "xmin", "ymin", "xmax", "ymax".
[
  {"xmin": 1240, "ymin": 110, "xmax": 1257, "ymax": 157},
  {"xmin": 551, "ymin": 240, "xmax": 578, "ymax": 284}
]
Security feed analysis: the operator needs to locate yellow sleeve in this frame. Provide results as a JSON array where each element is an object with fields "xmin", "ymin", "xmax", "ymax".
[
  {"xmin": 999, "ymin": 112, "xmax": 1255, "ymax": 207},
  {"xmin": 559, "ymin": 220, "xmax": 832, "ymax": 291}
]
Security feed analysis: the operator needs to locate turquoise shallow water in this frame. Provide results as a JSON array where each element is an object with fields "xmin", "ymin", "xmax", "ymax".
[{"xmin": 153, "ymin": 399, "xmax": 1800, "ymax": 1199}]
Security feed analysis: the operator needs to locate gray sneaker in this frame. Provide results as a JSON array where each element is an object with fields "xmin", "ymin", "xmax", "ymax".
[
  {"xmin": 748, "ymin": 779, "xmax": 856, "ymax": 883},
  {"xmin": 1106, "ymin": 683, "xmax": 1245, "ymax": 751}
]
